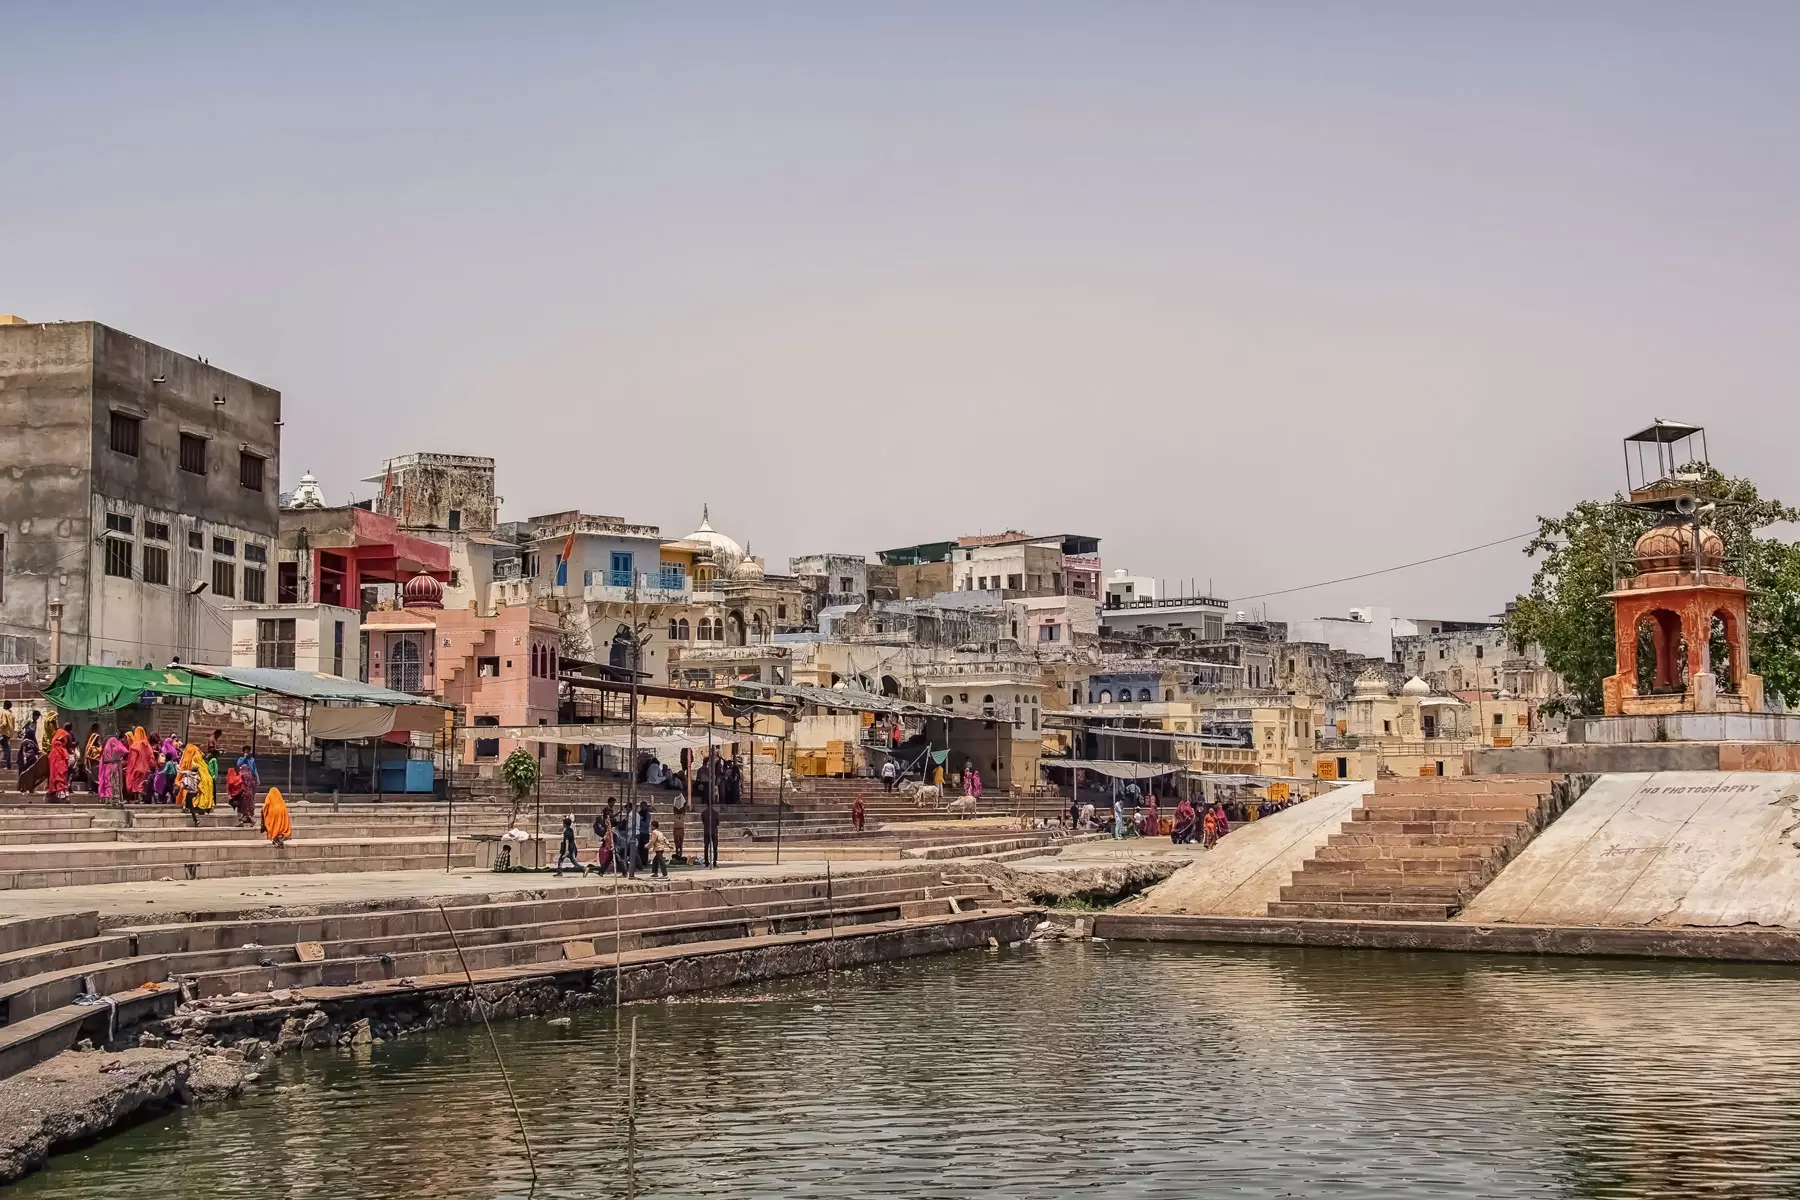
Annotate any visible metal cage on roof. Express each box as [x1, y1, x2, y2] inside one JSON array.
[[1623, 419, 1709, 507]]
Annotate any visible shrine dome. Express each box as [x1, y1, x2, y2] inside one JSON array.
[[1634, 521, 1724, 572], [403, 572, 445, 609]]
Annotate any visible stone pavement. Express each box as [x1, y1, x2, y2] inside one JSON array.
[[0, 856, 916, 921]]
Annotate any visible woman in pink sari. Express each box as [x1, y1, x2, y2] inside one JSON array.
[[98, 731, 128, 803]]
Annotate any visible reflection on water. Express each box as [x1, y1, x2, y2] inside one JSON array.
[[15, 943, 1800, 1199]]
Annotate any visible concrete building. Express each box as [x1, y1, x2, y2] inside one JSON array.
[[360, 453, 504, 613], [915, 662, 1046, 790], [1394, 624, 1563, 703], [1005, 594, 1100, 649], [790, 553, 868, 614], [0, 319, 280, 671], [227, 602, 362, 677], [953, 532, 1098, 598], [1099, 579, 1229, 641]]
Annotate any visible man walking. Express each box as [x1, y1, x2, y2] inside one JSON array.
[[0, 701, 13, 771], [646, 820, 671, 878], [879, 757, 897, 792]]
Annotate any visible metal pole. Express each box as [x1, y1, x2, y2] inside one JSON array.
[[775, 732, 786, 866]]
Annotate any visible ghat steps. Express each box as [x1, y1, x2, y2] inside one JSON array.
[[0, 866, 1019, 1078], [1270, 777, 1562, 921]]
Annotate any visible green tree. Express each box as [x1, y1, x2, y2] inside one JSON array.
[[1505, 467, 1800, 713], [501, 746, 538, 827]]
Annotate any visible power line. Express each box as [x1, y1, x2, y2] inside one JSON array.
[[1231, 531, 1535, 603]]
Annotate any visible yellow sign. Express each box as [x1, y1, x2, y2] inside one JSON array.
[[1420, 764, 1438, 776], [1492, 736, 1513, 748], [1316, 759, 1337, 780], [1267, 782, 1291, 802]]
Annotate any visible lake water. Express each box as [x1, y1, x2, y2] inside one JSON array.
[[16, 941, 1800, 1198]]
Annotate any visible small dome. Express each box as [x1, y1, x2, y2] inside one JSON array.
[[1634, 520, 1724, 572], [403, 571, 444, 609], [1402, 676, 1431, 696], [685, 505, 744, 570], [733, 556, 765, 582], [1353, 668, 1391, 698]]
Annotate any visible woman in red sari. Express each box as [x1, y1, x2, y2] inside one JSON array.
[[47, 725, 72, 801]]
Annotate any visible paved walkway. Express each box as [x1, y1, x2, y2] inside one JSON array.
[[0, 856, 920, 921]]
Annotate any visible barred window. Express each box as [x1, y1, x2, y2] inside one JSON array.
[[109, 412, 140, 457], [179, 434, 208, 475], [211, 558, 235, 598], [239, 452, 265, 492], [243, 566, 266, 604], [256, 618, 296, 669], [243, 543, 267, 564], [104, 537, 133, 579], [143, 544, 170, 586]]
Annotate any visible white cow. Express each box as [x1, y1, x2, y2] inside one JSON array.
[[912, 784, 943, 809], [945, 796, 977, 818]]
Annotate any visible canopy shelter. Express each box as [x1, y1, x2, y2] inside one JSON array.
[[42, 665, 256, 711], [456, 723, 782, 751], [183, 665, 445, 707], [1039, 759, 1179, 781]]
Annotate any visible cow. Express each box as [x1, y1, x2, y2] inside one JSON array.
[[945, 796, 977, 818], [912, 784, 943, 809]]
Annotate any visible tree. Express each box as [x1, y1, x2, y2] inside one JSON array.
[[1506, 467, 1800, 713], [501, 746, 538, 828]]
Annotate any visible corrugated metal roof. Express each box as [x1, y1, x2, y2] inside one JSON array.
[[186, 665, 447, 706]]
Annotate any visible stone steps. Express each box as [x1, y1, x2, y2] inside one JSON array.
[[0, 865, 1013, 1078], [1, 850, 481, 891], [1268, 775, 1560, 921]]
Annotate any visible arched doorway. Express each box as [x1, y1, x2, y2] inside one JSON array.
[[880, 675, 901, 697], [1711, 609, 1740, 693], [726, 612, 746, 647], [1635, 609, 1687, 695]]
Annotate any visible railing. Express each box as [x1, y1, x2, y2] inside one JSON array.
[[580, 569, 688, 595]]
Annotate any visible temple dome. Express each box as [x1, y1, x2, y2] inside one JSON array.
[[1401, 676, 1431, 696], [288, 471, 326, 509], [1634, 520, 1724, 572], [685, 505, 744, 570], [732, 556, 765, 582], [403, 571, 444, 609]]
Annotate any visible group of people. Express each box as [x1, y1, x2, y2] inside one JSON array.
[[1, 704, 292, 845], [1169, 799, 1235, 847], [551, 795, 725, 878]]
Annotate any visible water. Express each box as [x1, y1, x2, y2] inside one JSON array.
[[16, 943, 1800, 1199]]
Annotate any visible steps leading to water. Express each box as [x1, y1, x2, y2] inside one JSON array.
[[0, 866, 1025, 1079], [1269, 776, 1562, 921]]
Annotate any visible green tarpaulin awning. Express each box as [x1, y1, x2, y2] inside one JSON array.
[[42, 665, 258, 712]]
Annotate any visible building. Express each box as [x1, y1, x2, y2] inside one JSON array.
[[952, 532, 1099, 598], [1394, 624, 1563, 703], [1098, 578, 1229, 641], [873, 541, 959, 600], [227, 602, 362, 677], [915, 662, 1046, 790], [790, 553, 868, 613], [1004, 594, 1100, 649], [367, 452, 498, 535], [0, 318, 280, 671]]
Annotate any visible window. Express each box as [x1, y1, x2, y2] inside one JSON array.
[[1038, 624, 1061, 642], [477, 656, 500, 678], [109, 412, 141, 457], [105, 512, 133, 536], [1099, 691, 1112, 703], [522, 551, 540, 578], [667, 617, 681, 641], [188, 529, 204, 550], [1138, 688, 1153, 702], [448, 509, 461, 532], [144, 521, 168, 543], [256, 618, 296, 668], [333, 621, 345, 677], [243, 566, 266, 603], [179, 434, 208, 475], [1475, 644, 1484, 659], [1383, 720, 1392, 733], [211, 558, 235, 598], [213, 536, 235, 557], [239, 451, 265, 492], [474, 715, 500, 760], [677, 617, 690, 640], [1052, 571, 1063, 592], [142, 544, 169, 586], [244, 543, 267, 564], [777, 604, 787, 619], [839, 577, 853, 593], [278, 561, 300, 604], [1494, 712, 1504, 726], [104, 535, 133, 578]]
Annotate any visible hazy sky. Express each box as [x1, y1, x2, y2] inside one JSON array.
[[6, 3, 1798, 625]]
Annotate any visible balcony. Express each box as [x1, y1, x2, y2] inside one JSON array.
[[581, 569, 692, 604]]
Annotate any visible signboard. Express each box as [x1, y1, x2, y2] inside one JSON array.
[[1492, 736, 1514, 748], [1316, 759, 1337, 780], [1267, 782, 1291, 802]]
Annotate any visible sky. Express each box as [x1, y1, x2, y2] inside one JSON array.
[[5, 3, 1799, 626]]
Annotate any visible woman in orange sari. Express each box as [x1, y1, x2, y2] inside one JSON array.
[[124, 728, 154, 803], [81, 724, 103, 789], [261, 786, 292, 846]]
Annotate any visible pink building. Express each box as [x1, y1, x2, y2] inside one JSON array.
[[362, 574, 562, 766]]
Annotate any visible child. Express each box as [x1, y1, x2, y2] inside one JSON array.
[[553, 815, 582, 877], [646, 820, 671, 879]]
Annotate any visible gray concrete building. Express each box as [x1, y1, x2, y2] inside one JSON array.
[[0, 319, 281, 671]]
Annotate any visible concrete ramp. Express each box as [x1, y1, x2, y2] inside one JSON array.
[[1458, 772, 1800, 929], [1117, 782, 1374, 916]]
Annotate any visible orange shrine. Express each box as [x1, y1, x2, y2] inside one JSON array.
[[1602, 421, 1761, 716]]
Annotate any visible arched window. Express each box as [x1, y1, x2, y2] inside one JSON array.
[[942, 695, 956, 706], [677, 617, 690, 641], [1138, 688, 1152, 702], [1099, 691, 1112, 704], [391, 636, 423, 694], [1164, 689, 1174, 702], [697, 617, 712, 641], [668, 618, 680, 641]]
